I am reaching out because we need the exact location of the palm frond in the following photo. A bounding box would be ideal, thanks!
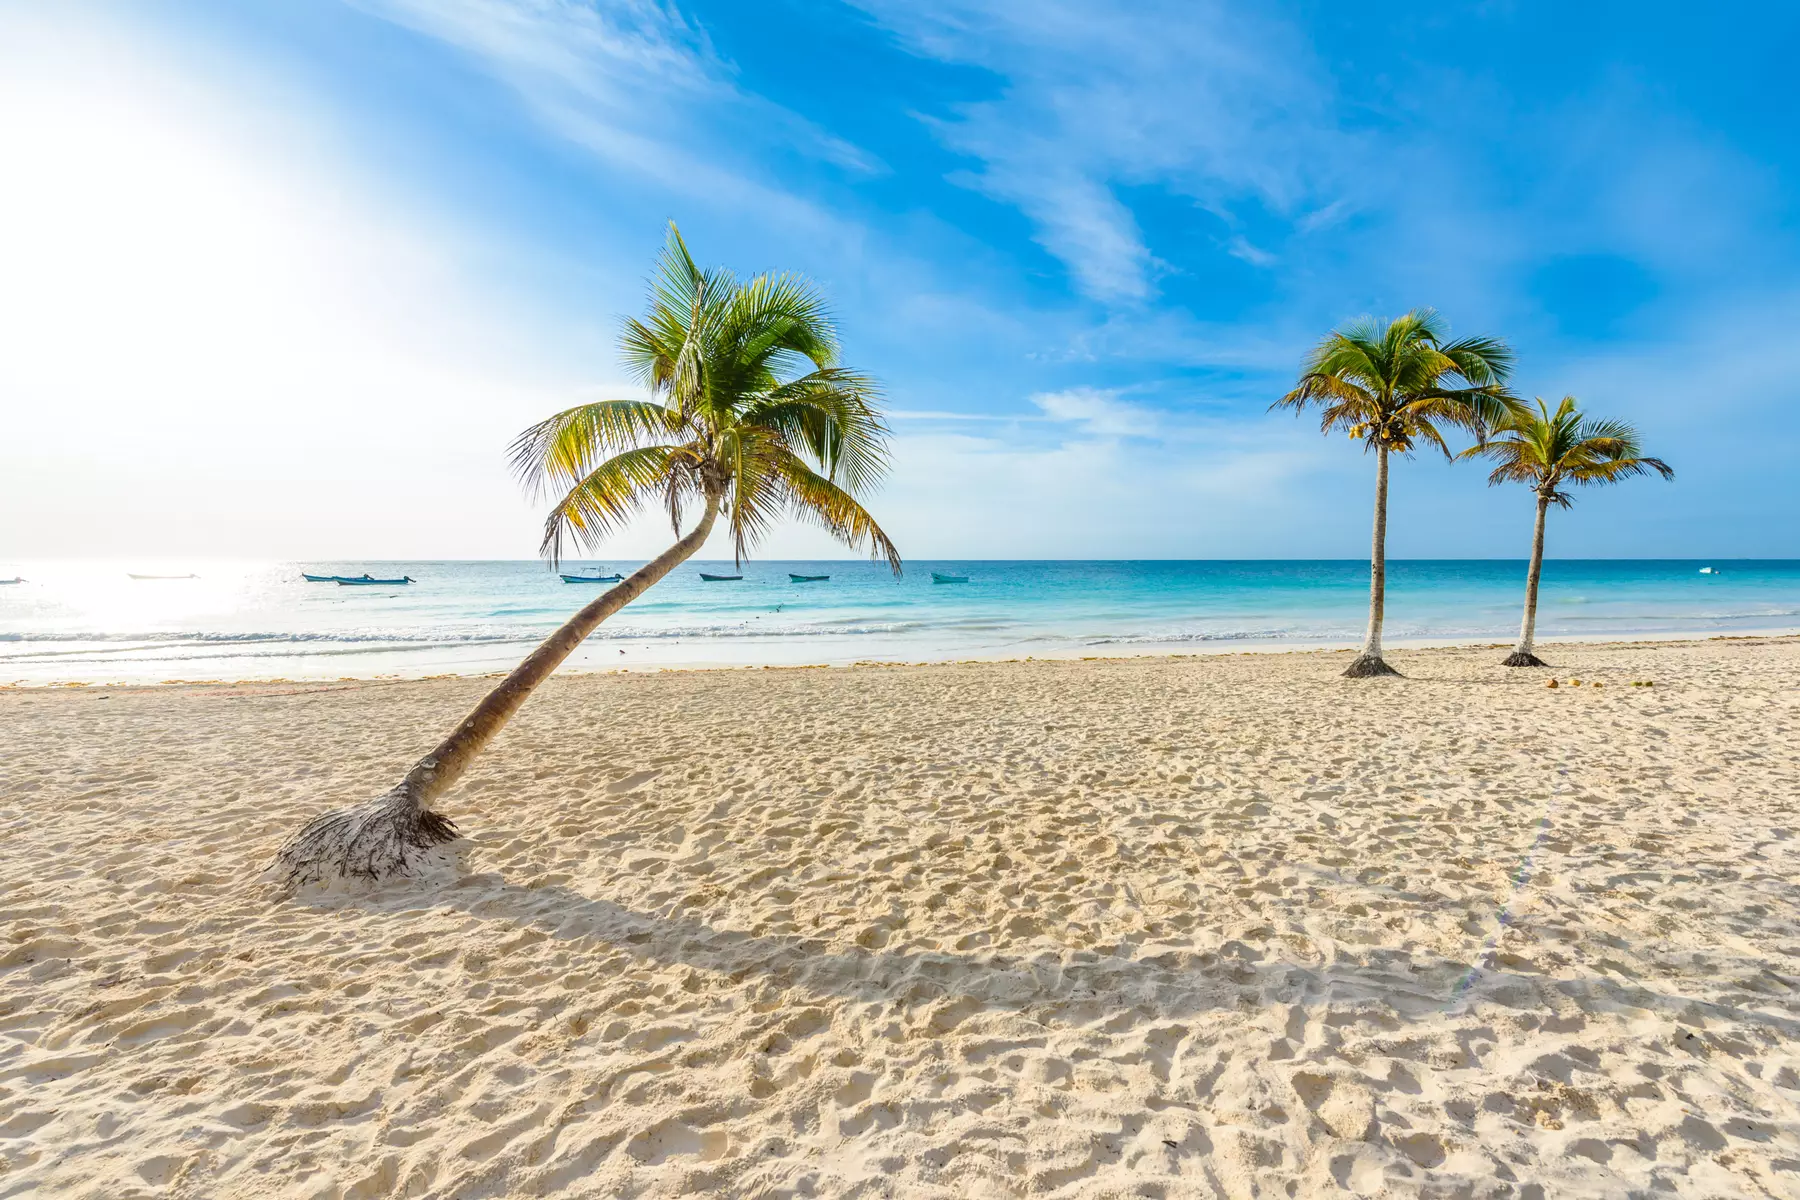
[538,445,695,566]
[508,400,685,497]
[712,427,788,566]
[1274,370,1372,420]
[1316,393,1381,440]
[1304,335,1383,392]
[515,227,898,573]
[690,274,838,428]
[622,223,734,416]
[742,369,890,492]
[720,273,838,368]
[1409,385,1518,441]
[1394,307,1447,345]
[619,316,682,395]
[1439,334,1515,385]
[1460,394,1672,501]
[774,451,903,574]
[659,458,705,536]
[1277,311,1515,456]
[1565,455,1675,486]
[1409,417,1453,461]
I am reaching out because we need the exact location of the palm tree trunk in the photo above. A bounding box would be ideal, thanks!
[270,495,722,890]
[1504,493,1551,667]
[1344,443,1401,678]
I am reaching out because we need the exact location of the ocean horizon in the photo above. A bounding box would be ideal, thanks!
[2,558,1795,683]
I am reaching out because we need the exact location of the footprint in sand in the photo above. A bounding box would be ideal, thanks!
[606,769,662,794]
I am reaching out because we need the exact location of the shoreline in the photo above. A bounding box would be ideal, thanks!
[6,626,1799,687]
[7,558,1795,687]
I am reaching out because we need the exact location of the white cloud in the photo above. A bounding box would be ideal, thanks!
[1295,198,1353,234]
[948,165,1156,302]
[875,422,1332,558]
[1031,387,1158,437]
[11,1,1775,570]
[352,0,881,222]
[1224,235,1276,268]
[854,0,1335,304]
[1054,310,1307,375]
[0,5,1178,565]
[889,410,1034,422]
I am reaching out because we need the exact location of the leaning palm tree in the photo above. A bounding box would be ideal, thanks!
[270,225,900,890]
[1461,395,1671,667]
[1274,309,1516,677]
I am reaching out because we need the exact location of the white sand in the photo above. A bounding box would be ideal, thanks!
[3,639,1799,1198]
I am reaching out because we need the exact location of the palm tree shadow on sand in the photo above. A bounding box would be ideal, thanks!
[324,876,1800,1040]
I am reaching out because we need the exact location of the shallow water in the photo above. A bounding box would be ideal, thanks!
[0,558,1794,681]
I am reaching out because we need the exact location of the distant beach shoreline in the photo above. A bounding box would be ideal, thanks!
[4,629,1798,688]
[4,558,1797,685]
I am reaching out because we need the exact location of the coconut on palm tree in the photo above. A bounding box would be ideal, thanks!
[1274,309,1517,678]
[270,225,901,890]
[1460,395,1671,667]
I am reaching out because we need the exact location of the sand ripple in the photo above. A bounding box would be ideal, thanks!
[3,640,1800,1196]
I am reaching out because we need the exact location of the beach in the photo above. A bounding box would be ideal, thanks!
[4,637,1799,1197]
[4,559,1797,684]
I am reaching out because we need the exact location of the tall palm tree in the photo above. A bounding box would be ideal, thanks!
[271,225,900,890]
[1274,309,1517,677]
[1461,395,1672,667]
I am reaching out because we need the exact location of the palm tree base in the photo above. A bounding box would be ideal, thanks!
[268,786,461,893]
[1502,650,1549,668]
[1342,653,1402,678]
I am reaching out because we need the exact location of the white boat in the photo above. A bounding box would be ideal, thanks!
[1698,567,1716,575]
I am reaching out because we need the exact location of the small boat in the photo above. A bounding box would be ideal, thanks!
[562,571,625,583]
[129,573,199,580]
[302,572,342,582]
[1698,567,1716,575]
[0,577,23,585]
[699,572,742,582]
[789,573,830,582]
[931,572,969,584]
[337,575,414,586]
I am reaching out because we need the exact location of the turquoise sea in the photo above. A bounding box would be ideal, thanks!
[1,559,1795,683]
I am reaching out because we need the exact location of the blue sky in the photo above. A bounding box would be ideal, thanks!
[2,1,1795,560]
